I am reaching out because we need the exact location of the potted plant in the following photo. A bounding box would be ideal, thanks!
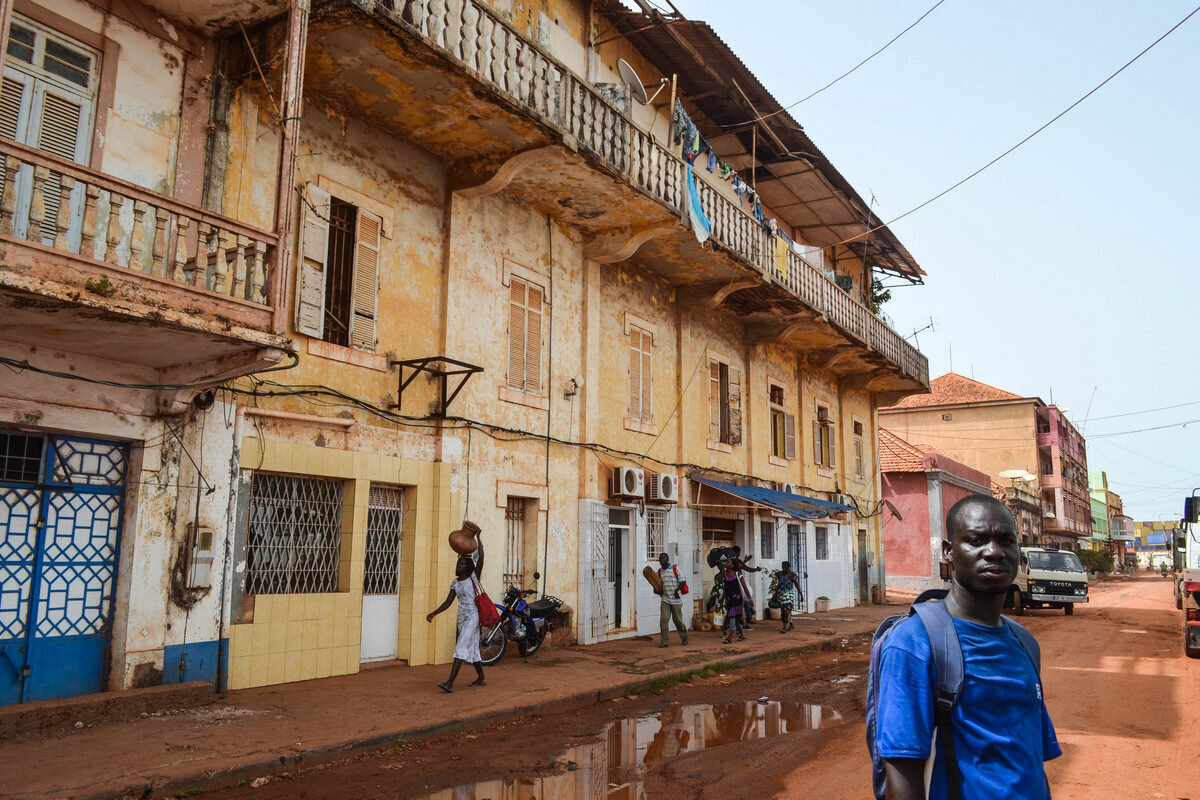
[815,595,830,613]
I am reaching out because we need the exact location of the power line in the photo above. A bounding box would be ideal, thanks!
[838,3,1200,245]
[727,0,948,127]
[1089,417,1200,439]
[1089,398,1200,421]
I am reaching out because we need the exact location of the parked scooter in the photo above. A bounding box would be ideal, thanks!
[478,572,564,666]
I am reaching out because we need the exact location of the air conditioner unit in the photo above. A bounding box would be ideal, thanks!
[611,467,645,499]
[647,473,678,504]
[833,493,853,507]
[817,407,831,423]
[779,482,799,495]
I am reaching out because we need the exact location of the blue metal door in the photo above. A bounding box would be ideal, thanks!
[0,433,127,705]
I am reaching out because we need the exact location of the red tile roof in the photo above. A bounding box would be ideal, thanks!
[883,372,1024,409]
[879,428,931,472]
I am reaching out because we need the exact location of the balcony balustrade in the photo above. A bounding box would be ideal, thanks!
[381,0,927,388]
[0,140,277,309]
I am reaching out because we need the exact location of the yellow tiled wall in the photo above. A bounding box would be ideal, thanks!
[227,434,456,689]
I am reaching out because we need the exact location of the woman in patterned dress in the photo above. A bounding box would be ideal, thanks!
[426,535,486,692]
[776,561,802,633]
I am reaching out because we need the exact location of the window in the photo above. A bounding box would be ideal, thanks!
[0,17,99,244]
[245,473,343,594]
[363,485,403,595]
[759,519,775,560]
[853,420,865,480]
[708,356,742,446]
[646,507,666,560]
[813,405,836,468]
[769,383,797,460]
[507,276,544,394]
[503,497,527,586]
[629,326,653,422]
[814,526,829,561]
[294,183,382,351]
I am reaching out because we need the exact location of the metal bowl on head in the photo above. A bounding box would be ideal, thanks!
[448,520,481,555]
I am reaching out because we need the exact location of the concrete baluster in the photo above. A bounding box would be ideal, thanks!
[104,192,125,265]
[0,156,19,236]
[212,226,229,293]
[151,207,168,277]
[174,215,191,283]
[193,221,211,288]
[80,183,100,257]
[233,234,249,299]
[28,165,49,242]
[445,0,462,59]
[428,0,446,48]
[130,200,147,272]
[490,20,505,87]
[251,239,267,303]
[477,14,493,84]
[53,176,75,251]
[460,2,479,71]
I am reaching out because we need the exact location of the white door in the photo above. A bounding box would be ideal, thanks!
[607,508,631,630]
[360,486,403,662]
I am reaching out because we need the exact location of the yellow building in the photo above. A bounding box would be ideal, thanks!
[0,0,929,701]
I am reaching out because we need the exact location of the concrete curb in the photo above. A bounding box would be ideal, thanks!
[112,630,875,800]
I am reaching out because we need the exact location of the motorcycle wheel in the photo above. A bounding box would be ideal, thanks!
[478,623,508,666]
[518,627,545,657]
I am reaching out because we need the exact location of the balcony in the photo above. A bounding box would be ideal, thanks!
[0,140,289,400]
[280,0,927,396]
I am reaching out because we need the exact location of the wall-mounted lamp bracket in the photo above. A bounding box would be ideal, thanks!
[389,356,483,417]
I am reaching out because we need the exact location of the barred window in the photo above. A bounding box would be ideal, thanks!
[814,526,829,561]
[760,519,775,560]
[363,485,403,595]
[245,473,343,595]
[646,507,666,560]
[504,497,526,586]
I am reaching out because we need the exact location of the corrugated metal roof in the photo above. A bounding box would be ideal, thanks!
[691,476,854,519]
[596,3,924,282]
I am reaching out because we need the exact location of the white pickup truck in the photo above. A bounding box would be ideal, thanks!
[1010,546,1089,615]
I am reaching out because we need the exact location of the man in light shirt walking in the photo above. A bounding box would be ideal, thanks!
[657,552,689,648]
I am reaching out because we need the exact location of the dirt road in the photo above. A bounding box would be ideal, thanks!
[202,574,1196,800]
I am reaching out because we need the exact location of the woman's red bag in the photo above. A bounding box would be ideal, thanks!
[471,575,501,627]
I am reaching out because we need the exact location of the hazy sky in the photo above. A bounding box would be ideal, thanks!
[668,0,1200,522]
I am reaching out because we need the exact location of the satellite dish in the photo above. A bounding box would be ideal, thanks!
[616,59,649,105]
[998,469,1025,479]
[1021,472,1038,483]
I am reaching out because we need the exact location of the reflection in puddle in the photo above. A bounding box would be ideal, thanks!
[416,701,842,799]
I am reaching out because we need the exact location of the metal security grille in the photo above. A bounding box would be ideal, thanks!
[0,433,127,704]
[589,501,608,639]
[503,497,524,586]
[645,507,666,559]
[363,485,403,595]
[788,523,809,614]
[245,473,342,595]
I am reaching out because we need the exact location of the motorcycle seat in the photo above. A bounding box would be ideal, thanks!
[526,598,560,615]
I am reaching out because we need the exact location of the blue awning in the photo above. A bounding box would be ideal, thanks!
[690,476,854,520]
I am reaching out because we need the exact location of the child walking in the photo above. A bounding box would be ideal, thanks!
[426,534,487,693]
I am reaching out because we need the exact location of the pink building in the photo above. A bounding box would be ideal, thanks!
[880,429,992,593]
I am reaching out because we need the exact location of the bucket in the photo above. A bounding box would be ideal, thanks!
[712,610,726,627]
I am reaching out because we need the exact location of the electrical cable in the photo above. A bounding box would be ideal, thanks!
[836,3,1200,246]
[725,0,948,127]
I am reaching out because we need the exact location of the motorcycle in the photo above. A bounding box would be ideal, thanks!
[478,572,564,666]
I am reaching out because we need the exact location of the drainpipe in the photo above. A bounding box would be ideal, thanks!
[542,215,554,597]
[270,0,310,335]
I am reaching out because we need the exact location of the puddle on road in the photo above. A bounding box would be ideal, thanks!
[414,700,843,799]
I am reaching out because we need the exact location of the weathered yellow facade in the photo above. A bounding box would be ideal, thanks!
[0,0,930,701]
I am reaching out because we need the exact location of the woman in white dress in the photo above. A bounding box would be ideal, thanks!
[426,535,486,692]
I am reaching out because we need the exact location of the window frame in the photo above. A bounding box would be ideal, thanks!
[813,403,836,469]
[628,324,653,423]
[506,274,545,395]
[645,507,667,560]
[244,472,345,595]
[852,418,865,481]
[768,380,797,461]
[814,525,829,561]
[707,352,742,448]
[759,518,776,560]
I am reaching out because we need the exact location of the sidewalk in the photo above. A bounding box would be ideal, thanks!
[0,602,899,800]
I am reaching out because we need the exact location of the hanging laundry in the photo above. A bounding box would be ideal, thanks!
[754,196,765,224]
[731,175,743,203]
[672,100,689,145]
[718,163,734,180]
[683,162,712,246]
[775,232,789,279]
[706,148,718,173]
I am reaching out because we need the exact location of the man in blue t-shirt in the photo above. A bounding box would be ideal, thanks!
[876,495,1061,799]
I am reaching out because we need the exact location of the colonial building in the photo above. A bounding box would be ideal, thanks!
[0,0,928,703]
[878,428,990,593]
[879,373,1091,548]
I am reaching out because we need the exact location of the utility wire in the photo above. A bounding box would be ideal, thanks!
[838,3,1200,245]
[728,0,948,127]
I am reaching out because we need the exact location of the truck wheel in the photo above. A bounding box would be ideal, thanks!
[1064,603,1074,616]
[1013,589,1025,616]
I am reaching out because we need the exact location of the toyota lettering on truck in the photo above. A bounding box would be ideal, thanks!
[1009,545,1089,616]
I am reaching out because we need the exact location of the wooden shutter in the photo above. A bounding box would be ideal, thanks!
[827,423,837,469]
[854,437,865,479]
[709,361,721,441]
[350,209,381,351]
[507,279,526,390]
[524,283,543,394]
[640,339,652,421]
[727,367,742,446]
[295,182,330,338]
[34,89,83,243]
[784,412,796,460]
[0,75,28,139]
[628,329,640,418]
[813,419,822,464]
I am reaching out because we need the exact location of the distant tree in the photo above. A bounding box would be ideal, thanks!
[870,278,892,315]
[1076,548,1112,575]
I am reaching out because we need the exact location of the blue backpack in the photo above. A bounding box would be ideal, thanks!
[865,589,1042,800]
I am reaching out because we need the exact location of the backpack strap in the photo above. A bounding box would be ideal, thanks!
[912,600,964,800]
[1002,617,1045,702]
